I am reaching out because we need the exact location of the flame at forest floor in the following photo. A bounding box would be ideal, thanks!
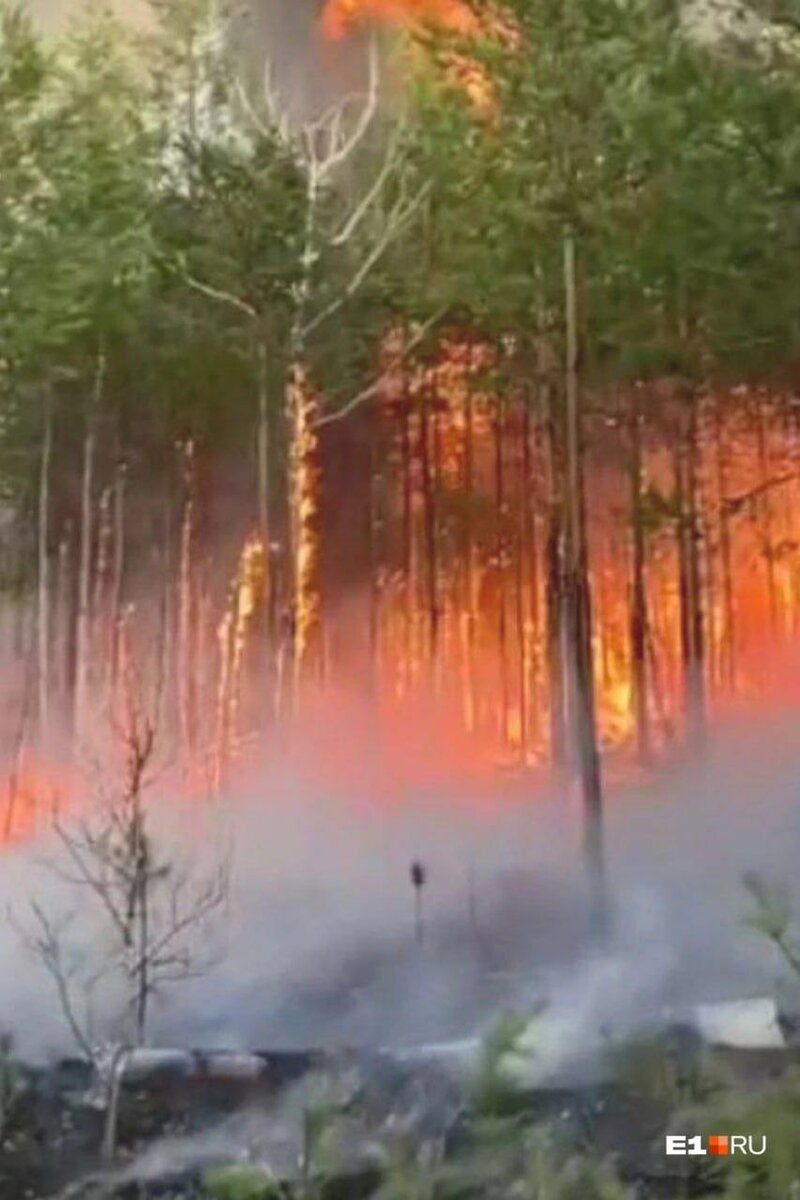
[6,628,800,848]
[5,701,800,1059]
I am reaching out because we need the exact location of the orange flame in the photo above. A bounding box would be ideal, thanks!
[321,0,480,40]
[2,753,73,843]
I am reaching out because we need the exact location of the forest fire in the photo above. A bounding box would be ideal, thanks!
[320,0,480,40]
[319,0,507,116]
[5,367,799,850]
[9,9,800,1196]
[2,752,72,843]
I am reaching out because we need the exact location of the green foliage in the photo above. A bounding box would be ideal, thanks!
[302,1092,342,1181]
[690,1070,800,1199]
[373,1138,439,1200]
[0,1032,22,1142]
[471,1009,532,1117]
[435,1122,631,1200]
[743,871,800,977]
[3,0,800,596]
[611,1033,727,1121]
[2,6,154,371]
[202,1163,283,1200]
[518,1130,631,1200]
[406,0,800,383]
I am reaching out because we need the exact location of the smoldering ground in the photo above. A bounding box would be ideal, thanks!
[2,699,800,1082]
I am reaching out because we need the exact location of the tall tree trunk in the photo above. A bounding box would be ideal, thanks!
[687,394,706,744]
[755,397,778,635]
[628,390,651,763]
[544,383,567,766]
[93,486,112,698]
[676,394,707,748]
[256,335,273,652]
[702,501,718,697]
[37,386,53,740]
[289,364,322,692]
[110,462,127,698]
[676,437,692,717]
[515,400,533,759]
[714,399,735,689]
[55,523,72,699]
[256,338,270,547]
[419,384,438,672]
[494,395,509,745]
[285,172,319,708]
[563,237,606,926]
[432,387,445,696]
[461,357,477,733]
[177,441,196,756]
[154,476,174,730]
[367,416,382,696]
[74,351,104,740]
[527,396,543,748]
[401,375,414,693]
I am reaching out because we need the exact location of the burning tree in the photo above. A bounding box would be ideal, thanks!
[3,0,800,884]
[235,26,432,698]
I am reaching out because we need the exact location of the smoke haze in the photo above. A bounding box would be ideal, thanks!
[2,699,799,1083]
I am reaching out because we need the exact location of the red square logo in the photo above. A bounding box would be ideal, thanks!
[709,1135,729,1156]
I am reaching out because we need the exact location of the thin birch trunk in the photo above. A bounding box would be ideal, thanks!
[629,390,651,762]
[494,396,509,745]
[545,383,567,766]
[714,399,735,689]
[686,393,707,746]
[676,396,706,748]
[755,398,778,634]
[74,350,104,740]
[401,375,414,693]
[177,441,195,755]
[515,400,532,759]
[419,385,438,672]
[367,418,381,696]
[563,237,606,926]
[54,523,71,698]
[461,349,477,733]
[256,335,273,659]
[37,385,53,739]
[93,486,112,700]
[110,462,126,697]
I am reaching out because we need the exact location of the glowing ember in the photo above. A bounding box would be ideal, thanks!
[2,753,71,843]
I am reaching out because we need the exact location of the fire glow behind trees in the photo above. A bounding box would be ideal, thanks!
[1,0,800,883]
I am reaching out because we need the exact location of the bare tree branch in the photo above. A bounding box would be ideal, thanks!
[19,904,96,1063]
[302,179,432,340]
[315,307,448,428]
[329,114,408,247]
[180,269,258,320]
